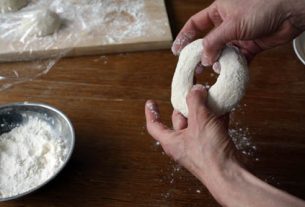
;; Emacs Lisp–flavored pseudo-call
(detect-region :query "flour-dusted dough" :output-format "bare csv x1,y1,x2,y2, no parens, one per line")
0,0,28,13
66,0,101,4
171,39,249,117
18,9,61,37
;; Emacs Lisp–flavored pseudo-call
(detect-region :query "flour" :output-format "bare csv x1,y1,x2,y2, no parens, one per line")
171,39,249,117
17,9,61,40
0,116,68,198
0,0,28,13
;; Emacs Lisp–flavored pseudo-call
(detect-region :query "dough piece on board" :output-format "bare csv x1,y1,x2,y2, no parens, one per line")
18,9,61,37
0,0,28,13
66,0,101,4
171,39,249,117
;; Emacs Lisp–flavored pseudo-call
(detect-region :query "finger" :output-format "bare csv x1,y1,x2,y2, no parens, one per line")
171,5,215,55
186,84,209,121
202,20,238,66
195,63,205,74
230,40,262,63
209,8,223,27
212,62,221,74
145,100,172,142
256,21,300,51
237,21,300,62
172,110,187,130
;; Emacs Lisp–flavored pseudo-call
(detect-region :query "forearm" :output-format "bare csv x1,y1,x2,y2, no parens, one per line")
197,160,305,207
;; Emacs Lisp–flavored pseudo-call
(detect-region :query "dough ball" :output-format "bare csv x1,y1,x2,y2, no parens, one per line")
18,9,61,37
0,0,28,13
171,39,249,117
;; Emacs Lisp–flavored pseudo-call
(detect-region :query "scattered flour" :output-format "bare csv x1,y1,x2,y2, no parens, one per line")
230,127,258,160
47,0,159,44
0,116,68,198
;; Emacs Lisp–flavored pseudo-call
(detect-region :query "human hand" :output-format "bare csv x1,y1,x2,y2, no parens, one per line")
172,0,305,68
145,84,237,183
145,85,305,207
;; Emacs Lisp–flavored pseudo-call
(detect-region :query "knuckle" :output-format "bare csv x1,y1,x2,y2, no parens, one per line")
195,106,210,121
186,91,198,107
202,37,211,49
198,106,211,118
187,88,201,100
190,105,213,123
160,133,184,160
188,15,196,24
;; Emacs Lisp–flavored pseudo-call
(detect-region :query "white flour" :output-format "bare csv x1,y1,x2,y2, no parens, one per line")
0,116,68,198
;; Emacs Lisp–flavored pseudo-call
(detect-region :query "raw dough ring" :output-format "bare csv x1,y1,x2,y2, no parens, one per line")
171,39,249,117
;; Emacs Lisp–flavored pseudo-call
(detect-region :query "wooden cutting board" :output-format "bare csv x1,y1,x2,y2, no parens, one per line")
0,0,172,62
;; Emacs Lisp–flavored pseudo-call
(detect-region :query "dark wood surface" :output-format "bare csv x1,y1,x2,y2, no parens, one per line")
1,0,305,206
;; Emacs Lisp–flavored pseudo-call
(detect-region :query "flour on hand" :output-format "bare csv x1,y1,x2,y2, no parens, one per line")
171,39,249,117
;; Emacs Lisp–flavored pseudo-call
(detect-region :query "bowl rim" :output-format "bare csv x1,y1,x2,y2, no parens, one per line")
0,102,75,202
293,34,305,65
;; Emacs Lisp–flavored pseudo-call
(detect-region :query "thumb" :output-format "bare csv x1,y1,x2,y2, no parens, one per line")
202,20,238,66
186,84,210,121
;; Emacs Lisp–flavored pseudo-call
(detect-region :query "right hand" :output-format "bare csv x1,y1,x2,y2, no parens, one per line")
145,85,236,183
172,0,305,67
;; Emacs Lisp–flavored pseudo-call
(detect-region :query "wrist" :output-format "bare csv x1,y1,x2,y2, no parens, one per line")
191,136,239,185
185,135,250,205
197,152,305,207
196,157,246,206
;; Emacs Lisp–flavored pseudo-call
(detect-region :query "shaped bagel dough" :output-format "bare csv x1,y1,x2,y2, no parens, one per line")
0,0,28,13
171,39,249,117
18,9,61,37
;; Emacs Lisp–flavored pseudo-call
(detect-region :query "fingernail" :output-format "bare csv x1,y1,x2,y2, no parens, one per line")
146,100,157,112
212,62,221,74
195,63,204,74
172,32,195,55
171,43,180,55
191,84,205,92
172,37,185,55
201,40,210,66
201,52,210,67
146,101,160,121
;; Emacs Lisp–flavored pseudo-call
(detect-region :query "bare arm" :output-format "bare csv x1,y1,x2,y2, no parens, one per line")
145,85,305,207
200,155,305,207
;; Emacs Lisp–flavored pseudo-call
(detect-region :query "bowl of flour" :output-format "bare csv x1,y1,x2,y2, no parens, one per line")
0,102,75,201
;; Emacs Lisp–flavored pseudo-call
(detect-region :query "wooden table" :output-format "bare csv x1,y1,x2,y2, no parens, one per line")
1,0,305,206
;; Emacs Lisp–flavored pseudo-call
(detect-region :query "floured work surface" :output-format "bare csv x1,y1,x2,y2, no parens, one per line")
0,0,172,62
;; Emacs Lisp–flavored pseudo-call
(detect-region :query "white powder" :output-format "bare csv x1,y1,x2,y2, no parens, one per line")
0,116,68,198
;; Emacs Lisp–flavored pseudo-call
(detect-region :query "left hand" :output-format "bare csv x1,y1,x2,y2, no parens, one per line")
145,84,237,184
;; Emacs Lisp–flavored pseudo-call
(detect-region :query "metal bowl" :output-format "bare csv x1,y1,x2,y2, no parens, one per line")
293,32,305,65
0,102,75,202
